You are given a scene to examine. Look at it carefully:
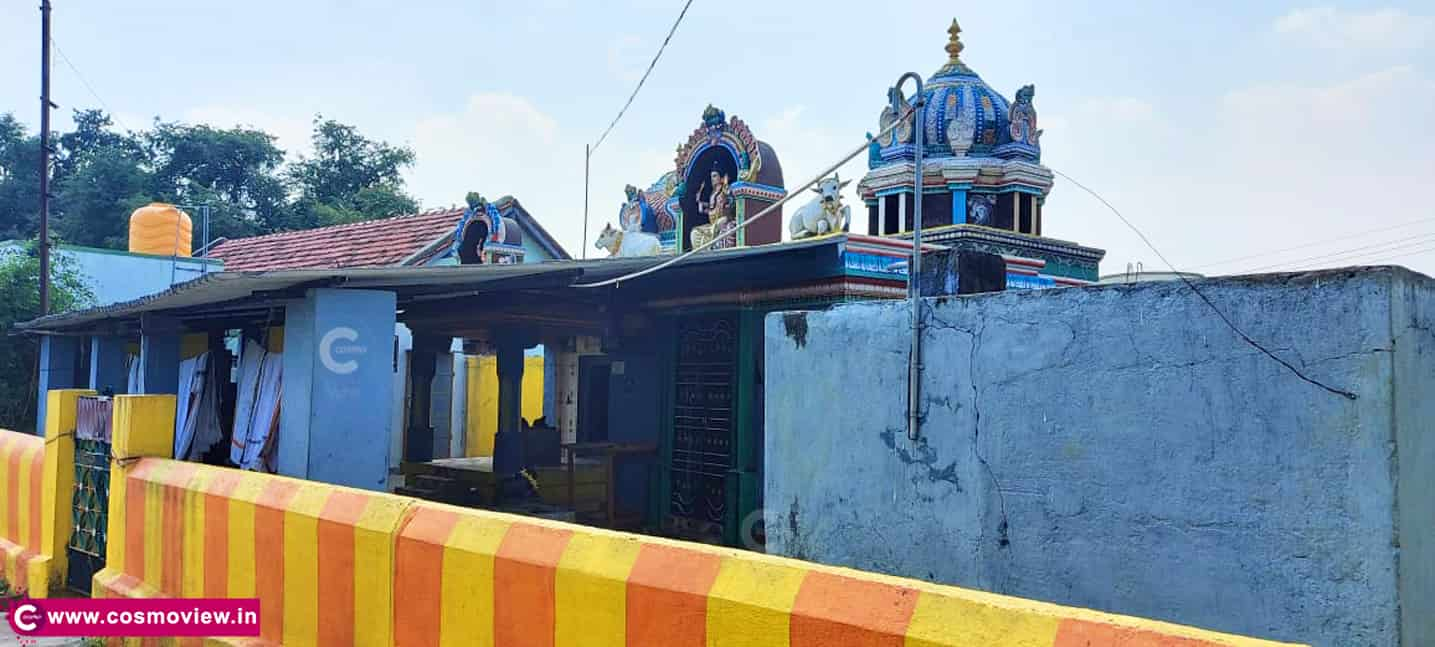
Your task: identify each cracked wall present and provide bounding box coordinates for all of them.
[763,267,1435,647]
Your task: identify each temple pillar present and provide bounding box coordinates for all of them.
[88,335,128,395]
[898,192,909,233]
[278,288,397,490]
[1015,190,1027,232]
[492,334,525,477]
[542,345,557,423]
[950,187,968,225]
[430,346,455,460]
[35,336,80,435]
[403,336,442,463]
[877,197,887,235]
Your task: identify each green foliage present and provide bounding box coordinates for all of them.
[0,109,423,250]
[0,113,42,241]
[286,117,417,226]
[0,249,94,430]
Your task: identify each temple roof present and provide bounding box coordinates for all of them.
[872,19,1040,165]
[206,196,569,271]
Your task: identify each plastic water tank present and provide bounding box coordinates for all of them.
[128,202,192,257]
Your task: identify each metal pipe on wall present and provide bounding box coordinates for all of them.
[892,72,926,442]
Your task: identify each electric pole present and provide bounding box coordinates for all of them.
[38,0,53,315]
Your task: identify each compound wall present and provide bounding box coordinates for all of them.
[764,267,1435,647]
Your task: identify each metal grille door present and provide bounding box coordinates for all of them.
[68,396,112,594]
[670,315,736,538]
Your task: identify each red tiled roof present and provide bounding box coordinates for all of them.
[206,208,464,271]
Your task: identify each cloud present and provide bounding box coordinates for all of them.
[1220,65,1433,148]
[1274,7,1433,50]
[759,105,867,186]
[406,91,670,256]
[408,92,561,211]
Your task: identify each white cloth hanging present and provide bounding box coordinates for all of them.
[173,353,204,458]
[125,354,140,394]
[175,351,224,461]
[230,340,282,471]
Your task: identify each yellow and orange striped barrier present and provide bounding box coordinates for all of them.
[392,501,1303,647]
[93,458,414,646]
[0,428,48,595]
[0,389,91,597]
[92,396,1300,646]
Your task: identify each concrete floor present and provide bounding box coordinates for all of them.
[0,613,89,646]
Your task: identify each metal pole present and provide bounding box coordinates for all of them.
[581,144,590,259]
[892,72,925,441]
[201,204,210,274]
[37,0,52,315]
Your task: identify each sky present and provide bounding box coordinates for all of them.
[1,1,1433,277]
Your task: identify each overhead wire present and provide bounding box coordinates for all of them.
[575,91,1359,400]
[1236,230,1435,274]
[1188,215,1435,270]
[1320,238,1435,268]
[573,105,914,289]
[589,0,696,154]
[51,38,132,132]
[1051,168,1358,401]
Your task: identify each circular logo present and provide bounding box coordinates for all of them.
[319,327,361,375]
[11,602,41,634]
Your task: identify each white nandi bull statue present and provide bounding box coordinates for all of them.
[595,223,661,257]
[789,174,851,239]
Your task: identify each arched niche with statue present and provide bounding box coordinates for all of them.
[664,105,786,252]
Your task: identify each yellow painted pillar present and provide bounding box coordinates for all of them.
[466,356,498,457]
[36,388,94,596]
[103,394,176,580]
[522,355,545,425]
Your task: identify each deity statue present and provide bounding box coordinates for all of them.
[1009,84,1041,147]
[619,184,658,233]
[455,192,501,264]
[690,167,736,250]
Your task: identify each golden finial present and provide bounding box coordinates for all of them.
[946,19,965,61]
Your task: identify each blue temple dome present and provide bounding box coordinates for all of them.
[876,20,1041,164]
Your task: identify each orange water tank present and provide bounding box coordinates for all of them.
[128,202,192,257]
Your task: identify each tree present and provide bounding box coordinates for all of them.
[0,110,423,250]
[49,111,152,248]
[0,114,41,241]
[53,109,144,185]
[144,121,290,241]
[286,117,417,227]
[0,249,94,430]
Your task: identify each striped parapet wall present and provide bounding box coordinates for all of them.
[0,428,47,595]
[93,457,414,646]
[393,501,1304,647]
[0,389,91,597]
[96,398,1300,646]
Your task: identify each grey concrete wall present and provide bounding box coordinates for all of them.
[764,267,1434,647]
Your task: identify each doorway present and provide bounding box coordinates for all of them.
[577,356,611,443]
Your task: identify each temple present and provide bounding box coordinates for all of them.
[20,19,1104,551]
[618,105,788,253]
[856,19,1104,287]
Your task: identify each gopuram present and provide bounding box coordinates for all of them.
[602,21,1103,287]
[615,105,788,254]
[857,20,1104,286]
